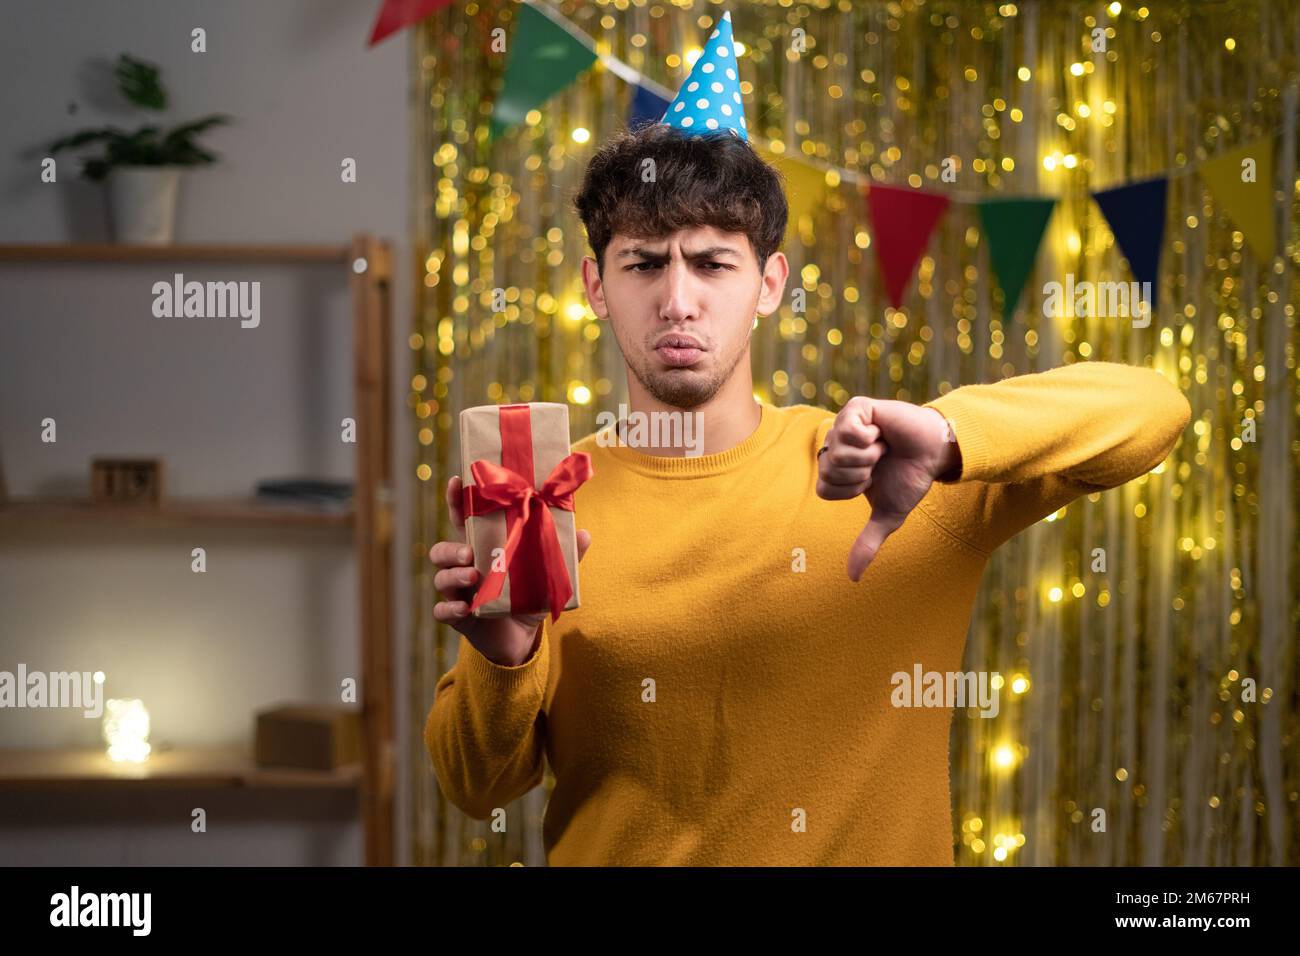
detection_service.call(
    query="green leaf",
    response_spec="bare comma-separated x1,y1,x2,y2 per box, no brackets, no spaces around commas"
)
116,53,167,110
161,114,231,147
47,127,121,153
121,125,162,147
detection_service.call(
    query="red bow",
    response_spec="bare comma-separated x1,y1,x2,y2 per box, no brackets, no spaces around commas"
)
462,411,592,622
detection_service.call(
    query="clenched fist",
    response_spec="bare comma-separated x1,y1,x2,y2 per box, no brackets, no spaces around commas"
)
816,397,961,581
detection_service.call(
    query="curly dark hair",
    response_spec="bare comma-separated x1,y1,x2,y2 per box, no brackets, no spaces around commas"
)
573,123,788,277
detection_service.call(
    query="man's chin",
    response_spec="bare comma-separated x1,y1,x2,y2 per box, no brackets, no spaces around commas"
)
646,377,720,409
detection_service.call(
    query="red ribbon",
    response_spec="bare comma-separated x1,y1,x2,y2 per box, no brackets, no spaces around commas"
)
461,404,593,622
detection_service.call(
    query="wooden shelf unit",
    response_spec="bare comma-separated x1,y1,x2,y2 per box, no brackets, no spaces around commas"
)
0,235,396,864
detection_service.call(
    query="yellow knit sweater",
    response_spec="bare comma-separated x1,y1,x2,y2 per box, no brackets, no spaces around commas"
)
425,362,1191,865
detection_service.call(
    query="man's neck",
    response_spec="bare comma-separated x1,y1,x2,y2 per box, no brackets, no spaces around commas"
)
621,380,762,458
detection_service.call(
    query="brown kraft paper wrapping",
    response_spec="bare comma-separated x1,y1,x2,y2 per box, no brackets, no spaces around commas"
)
458,402,582,619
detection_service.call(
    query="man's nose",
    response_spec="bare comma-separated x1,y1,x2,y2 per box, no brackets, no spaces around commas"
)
659,259,697,322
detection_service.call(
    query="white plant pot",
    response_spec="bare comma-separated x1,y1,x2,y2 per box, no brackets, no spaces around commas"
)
105,166,183,244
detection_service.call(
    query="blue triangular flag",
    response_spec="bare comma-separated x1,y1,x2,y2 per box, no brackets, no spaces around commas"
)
660,10,747,139
1091,176,1168,310
629,83,671,131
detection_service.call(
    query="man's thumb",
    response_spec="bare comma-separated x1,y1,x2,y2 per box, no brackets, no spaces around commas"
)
847,513,899,582
576,528,592,562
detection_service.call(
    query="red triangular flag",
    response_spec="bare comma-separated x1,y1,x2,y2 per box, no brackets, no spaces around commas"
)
865,183,950,308
368,0,457,46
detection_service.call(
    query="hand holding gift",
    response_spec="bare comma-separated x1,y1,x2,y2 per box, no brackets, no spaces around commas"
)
430,475,591,667
429,402,594,667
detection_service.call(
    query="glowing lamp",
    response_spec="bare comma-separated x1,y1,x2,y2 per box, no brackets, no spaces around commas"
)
102,698,151,763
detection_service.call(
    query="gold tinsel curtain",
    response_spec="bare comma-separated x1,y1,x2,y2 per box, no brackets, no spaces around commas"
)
409,0,1300,866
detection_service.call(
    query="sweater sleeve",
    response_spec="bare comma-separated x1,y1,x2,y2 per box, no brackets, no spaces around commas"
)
918,361,1191,554
423,619,550,820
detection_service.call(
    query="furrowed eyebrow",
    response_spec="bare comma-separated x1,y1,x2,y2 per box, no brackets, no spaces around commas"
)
615,245,742,262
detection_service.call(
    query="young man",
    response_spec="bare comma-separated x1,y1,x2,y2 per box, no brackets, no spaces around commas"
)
425,14,1191,865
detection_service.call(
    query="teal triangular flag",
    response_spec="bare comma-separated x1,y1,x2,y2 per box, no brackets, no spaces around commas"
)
490,2,598,141
977,197,1056,320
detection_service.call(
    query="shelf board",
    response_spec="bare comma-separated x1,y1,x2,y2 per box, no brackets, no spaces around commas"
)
0,497,354,529
0,243,353,263
0,745,361,792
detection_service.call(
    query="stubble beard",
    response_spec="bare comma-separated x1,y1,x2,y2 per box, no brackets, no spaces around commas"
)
625,324,753,410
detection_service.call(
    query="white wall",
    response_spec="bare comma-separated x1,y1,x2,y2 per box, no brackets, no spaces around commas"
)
0,0,414,865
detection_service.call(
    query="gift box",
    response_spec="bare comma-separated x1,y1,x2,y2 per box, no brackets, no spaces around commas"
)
254,704,361,771
459,402,593,621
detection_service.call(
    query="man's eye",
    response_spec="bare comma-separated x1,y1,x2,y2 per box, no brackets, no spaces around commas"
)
628,261,730,272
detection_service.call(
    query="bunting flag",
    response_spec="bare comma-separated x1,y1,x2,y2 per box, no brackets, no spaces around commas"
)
489,1,598,142
628,83,672,132
978,198,1058,320
367,0,456,47
1091,177,1168,311
865,184,951,308
757,146,830,249
1199,137,1277,262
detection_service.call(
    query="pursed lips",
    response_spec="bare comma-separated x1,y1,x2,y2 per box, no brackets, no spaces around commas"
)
655,334,705,350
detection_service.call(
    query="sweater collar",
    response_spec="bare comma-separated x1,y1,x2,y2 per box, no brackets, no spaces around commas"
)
596,399,783,478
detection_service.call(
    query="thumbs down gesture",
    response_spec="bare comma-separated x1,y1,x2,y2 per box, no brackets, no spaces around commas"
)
816,397,962,582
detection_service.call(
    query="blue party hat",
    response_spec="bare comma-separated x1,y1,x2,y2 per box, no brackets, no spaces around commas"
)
660,11,747,140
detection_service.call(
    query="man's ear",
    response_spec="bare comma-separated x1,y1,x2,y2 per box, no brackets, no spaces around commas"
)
756,250,789,317
581,255,609,319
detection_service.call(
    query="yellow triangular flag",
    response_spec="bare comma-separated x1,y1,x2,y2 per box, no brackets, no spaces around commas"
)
1200,137,1276,262
757,144,829,249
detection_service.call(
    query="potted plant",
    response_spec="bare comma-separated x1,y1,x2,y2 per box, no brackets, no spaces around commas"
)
46,53,231,243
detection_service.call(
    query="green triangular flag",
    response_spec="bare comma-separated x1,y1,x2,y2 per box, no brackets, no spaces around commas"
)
490,2,598,141
977,198,1057,320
